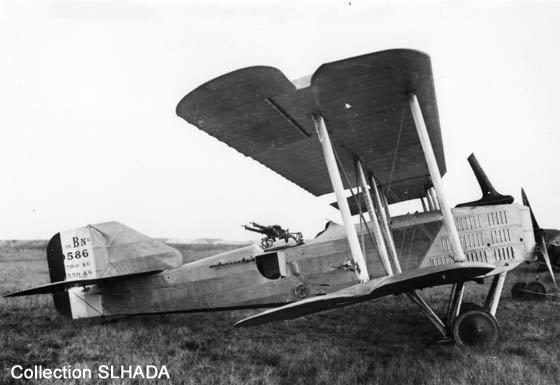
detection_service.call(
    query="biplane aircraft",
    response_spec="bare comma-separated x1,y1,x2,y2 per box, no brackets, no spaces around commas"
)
6,49,548,347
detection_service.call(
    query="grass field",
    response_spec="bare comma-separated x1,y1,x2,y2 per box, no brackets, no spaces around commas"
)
1,241,559,385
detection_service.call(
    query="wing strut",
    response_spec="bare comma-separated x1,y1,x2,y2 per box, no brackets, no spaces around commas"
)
380,193,392,226
420,197,428,212
409,94,466,262
428,187,440,210
355,159,393,275
426,191,436,211
370,175,402,273
312,114,370,282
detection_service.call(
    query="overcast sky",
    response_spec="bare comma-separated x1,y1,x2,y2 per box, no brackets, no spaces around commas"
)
1,1,559,241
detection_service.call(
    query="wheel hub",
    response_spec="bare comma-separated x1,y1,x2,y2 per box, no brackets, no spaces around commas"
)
452,309,499,348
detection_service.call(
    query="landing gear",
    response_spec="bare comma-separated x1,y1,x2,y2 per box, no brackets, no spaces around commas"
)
408,272,507,348
511,280,548,300
511,281,527,299
452,309,499,348
525,280,547,301
458,302,483,315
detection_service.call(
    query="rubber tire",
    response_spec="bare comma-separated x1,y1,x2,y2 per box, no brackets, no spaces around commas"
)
452,309,499,348
451,303,484,331
459,302,483,314
525,280,547,301
511,281,527,299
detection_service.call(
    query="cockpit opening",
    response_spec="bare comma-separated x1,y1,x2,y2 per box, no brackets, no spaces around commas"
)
255,252,286,280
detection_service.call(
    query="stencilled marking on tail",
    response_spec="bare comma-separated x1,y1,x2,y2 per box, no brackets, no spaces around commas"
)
60,227,97,280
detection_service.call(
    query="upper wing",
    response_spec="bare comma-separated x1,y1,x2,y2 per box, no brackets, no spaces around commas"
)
235,262,493,327
176,49,445,204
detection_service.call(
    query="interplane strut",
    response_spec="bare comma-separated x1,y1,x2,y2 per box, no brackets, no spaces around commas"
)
312,114,370,282
370,175,402,274
409,94,466,262
355,159,393,276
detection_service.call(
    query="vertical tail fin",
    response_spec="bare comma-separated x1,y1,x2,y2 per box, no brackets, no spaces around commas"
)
46,233,72,317
8,222,181,319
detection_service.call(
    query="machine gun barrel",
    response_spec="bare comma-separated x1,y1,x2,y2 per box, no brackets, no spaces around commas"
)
243,223,277,237
250,222,268,230
242,225,264,234
242,221,304,249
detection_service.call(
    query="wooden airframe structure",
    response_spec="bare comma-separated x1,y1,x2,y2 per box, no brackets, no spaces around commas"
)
6,49,537,347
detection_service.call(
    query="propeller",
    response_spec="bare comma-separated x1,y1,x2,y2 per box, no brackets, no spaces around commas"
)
521,188,557,288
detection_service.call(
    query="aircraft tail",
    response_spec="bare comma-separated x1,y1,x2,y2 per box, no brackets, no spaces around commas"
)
46,233,72,317
6,222,183,319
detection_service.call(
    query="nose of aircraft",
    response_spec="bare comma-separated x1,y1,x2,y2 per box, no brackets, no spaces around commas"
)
521,188,557,288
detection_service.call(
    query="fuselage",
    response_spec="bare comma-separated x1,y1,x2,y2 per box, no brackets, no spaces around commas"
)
68,203,535,318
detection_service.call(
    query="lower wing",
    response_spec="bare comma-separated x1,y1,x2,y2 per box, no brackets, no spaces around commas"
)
235,262,494,327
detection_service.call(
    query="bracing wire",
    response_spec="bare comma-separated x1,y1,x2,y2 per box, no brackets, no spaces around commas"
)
387,102,407,190
356,167,366,255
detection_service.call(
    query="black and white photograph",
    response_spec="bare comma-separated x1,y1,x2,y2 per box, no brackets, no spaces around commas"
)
1,1,559,384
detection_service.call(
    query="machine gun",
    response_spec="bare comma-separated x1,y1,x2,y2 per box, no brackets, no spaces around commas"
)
242,222,303,249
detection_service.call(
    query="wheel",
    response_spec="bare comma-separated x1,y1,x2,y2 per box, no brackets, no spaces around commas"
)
525,280,547,301
452,309,499,348
459,302,483,314
511,281,527,299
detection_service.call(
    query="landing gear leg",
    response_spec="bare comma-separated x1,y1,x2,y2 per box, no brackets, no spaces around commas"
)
406,291,447,338
484,272,507,316
409,277,503,348
452,273,505,348
445,282,465,327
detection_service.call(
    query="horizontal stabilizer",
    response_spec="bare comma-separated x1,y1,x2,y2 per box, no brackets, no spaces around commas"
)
235,263,493,327
4,270,161,297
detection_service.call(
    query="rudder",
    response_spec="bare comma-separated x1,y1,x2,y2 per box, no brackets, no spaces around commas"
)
46,233,71,317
